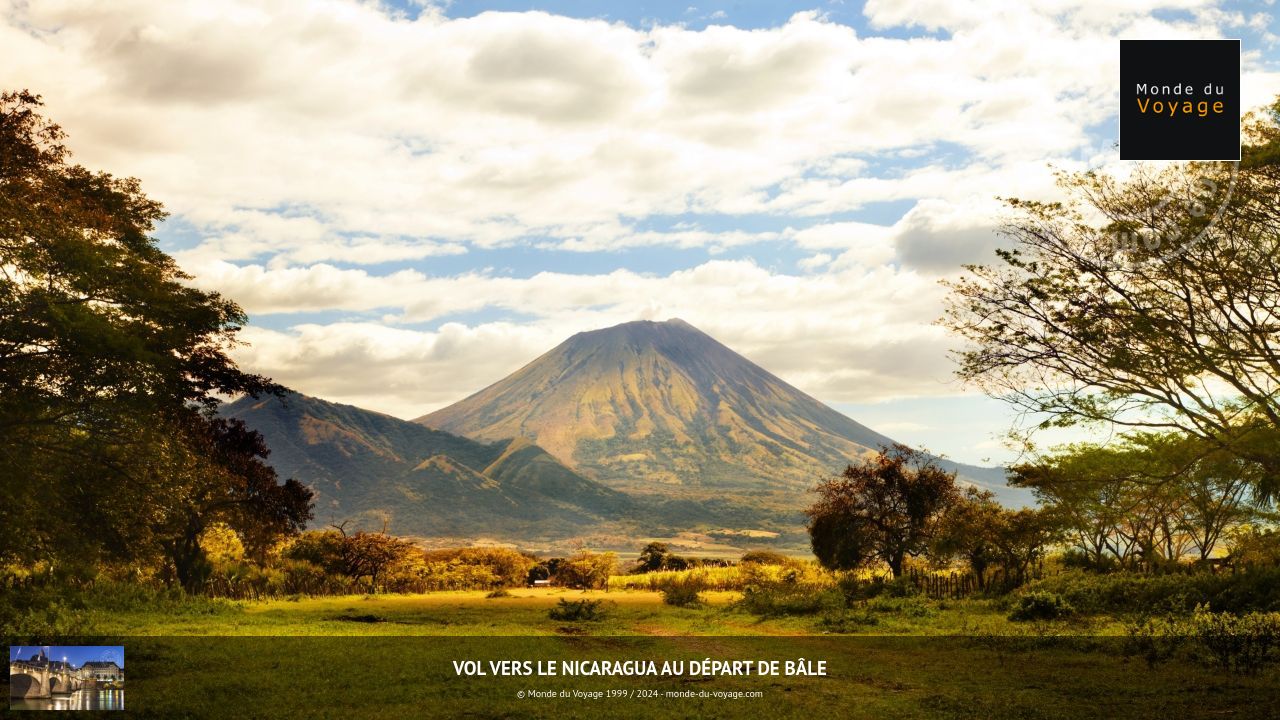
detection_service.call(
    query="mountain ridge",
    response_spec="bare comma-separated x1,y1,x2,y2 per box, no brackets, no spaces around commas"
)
222,392,634,539
417,318,1024,506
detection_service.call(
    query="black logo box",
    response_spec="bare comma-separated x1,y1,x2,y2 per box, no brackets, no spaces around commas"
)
1120,39,1240,161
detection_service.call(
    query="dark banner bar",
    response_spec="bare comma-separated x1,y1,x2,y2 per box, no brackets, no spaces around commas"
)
6,636,1280,719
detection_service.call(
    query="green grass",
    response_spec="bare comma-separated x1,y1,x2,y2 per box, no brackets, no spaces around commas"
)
10,589,1279,718
65,587,1127,637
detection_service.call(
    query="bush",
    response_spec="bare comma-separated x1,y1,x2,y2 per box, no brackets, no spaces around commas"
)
818,608,879,632
557,552,617,590
882,575,922,598
548,599,608,622
1228,526,1280,568
1123,614,1188,668
485,588,511,599
1189,605,1280,674
1123,606,1280,675
738,585,843,616
658,573,708,607
867,595,934,618
1021,568,1280,615
1009,591,1074,621
740,550,793,566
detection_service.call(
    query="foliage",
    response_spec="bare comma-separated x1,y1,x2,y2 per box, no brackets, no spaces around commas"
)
1123,613,1188,668
657,572,708,606
933,487,1054,590
807,444,959,577
555,551,617,590
1008,591,1074,622
736,561,843,616
942,107,1280,494
547,598,608,622
199,523,246,565
609,564,747,592
740,550,794,566
1011,434,1263,571
1228,525,1280,567
1124,606,1280,675
278,535,537,595
635,542,675,572
1188,605,1280,674
1020,567,1280,615
0,91,312,581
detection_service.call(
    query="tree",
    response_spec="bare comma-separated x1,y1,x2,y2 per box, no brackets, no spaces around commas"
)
942,99,1280,499
1134,432,1260,561
340,531,411,590
635,542,674,573
0,90,312,574
933,487,1054,588
932,488,1004,589
157,416,313,589
807,445,959,577
990,508,1054,586
557,551,617,589
1011,433,1263,569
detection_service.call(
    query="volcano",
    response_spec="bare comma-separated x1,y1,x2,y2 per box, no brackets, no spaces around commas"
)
416,319,1020,508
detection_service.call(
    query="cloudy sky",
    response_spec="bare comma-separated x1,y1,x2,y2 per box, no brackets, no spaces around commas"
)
5,0,1280,464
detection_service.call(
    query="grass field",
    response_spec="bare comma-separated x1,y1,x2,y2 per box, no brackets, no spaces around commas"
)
74,587,1125,637
8,588,1280,719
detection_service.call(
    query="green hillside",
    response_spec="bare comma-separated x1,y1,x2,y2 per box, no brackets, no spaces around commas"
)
222,393,634,540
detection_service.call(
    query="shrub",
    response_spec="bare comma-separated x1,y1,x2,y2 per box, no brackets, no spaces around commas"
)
738,585,843,616
658,573,708,607
548,599,608,622
818,608,879,632
557,552,617,590
1020,568,1280,615
882,575,922,598
485,588,512,599
1228,526,1280,568
1009,591,1074,621
1189,605,1280,675
740,550,793,566
1123,614,1188,668
867,595,935,618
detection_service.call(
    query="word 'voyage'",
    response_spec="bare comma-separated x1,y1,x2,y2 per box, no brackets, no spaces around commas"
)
452,658,827,677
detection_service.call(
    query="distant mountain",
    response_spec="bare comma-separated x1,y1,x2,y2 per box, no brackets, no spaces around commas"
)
417,319,1027,507
223,393,633,539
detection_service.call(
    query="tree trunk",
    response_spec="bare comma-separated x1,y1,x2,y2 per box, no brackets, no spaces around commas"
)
888,552,905,578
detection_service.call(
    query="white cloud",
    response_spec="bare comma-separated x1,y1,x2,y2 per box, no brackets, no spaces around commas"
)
6,1,1271,261
5,0,1279,424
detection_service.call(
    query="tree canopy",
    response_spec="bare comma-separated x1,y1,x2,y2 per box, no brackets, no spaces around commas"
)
806,445,959,577
942,99,1280,498
0,91,311,583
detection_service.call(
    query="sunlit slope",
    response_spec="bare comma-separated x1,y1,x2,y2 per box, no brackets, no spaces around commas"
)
417,319,1021,504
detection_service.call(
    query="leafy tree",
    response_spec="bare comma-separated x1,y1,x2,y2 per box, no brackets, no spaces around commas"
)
0,90,312,576
807,445,959,578
334,526,412,590
1012,433,1264,569
991,508,1054,586
557,551,617,589
635,542,674,572
934,487,1054,588
156,416,313,589
932,487,1004,589
942,99,1280,498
